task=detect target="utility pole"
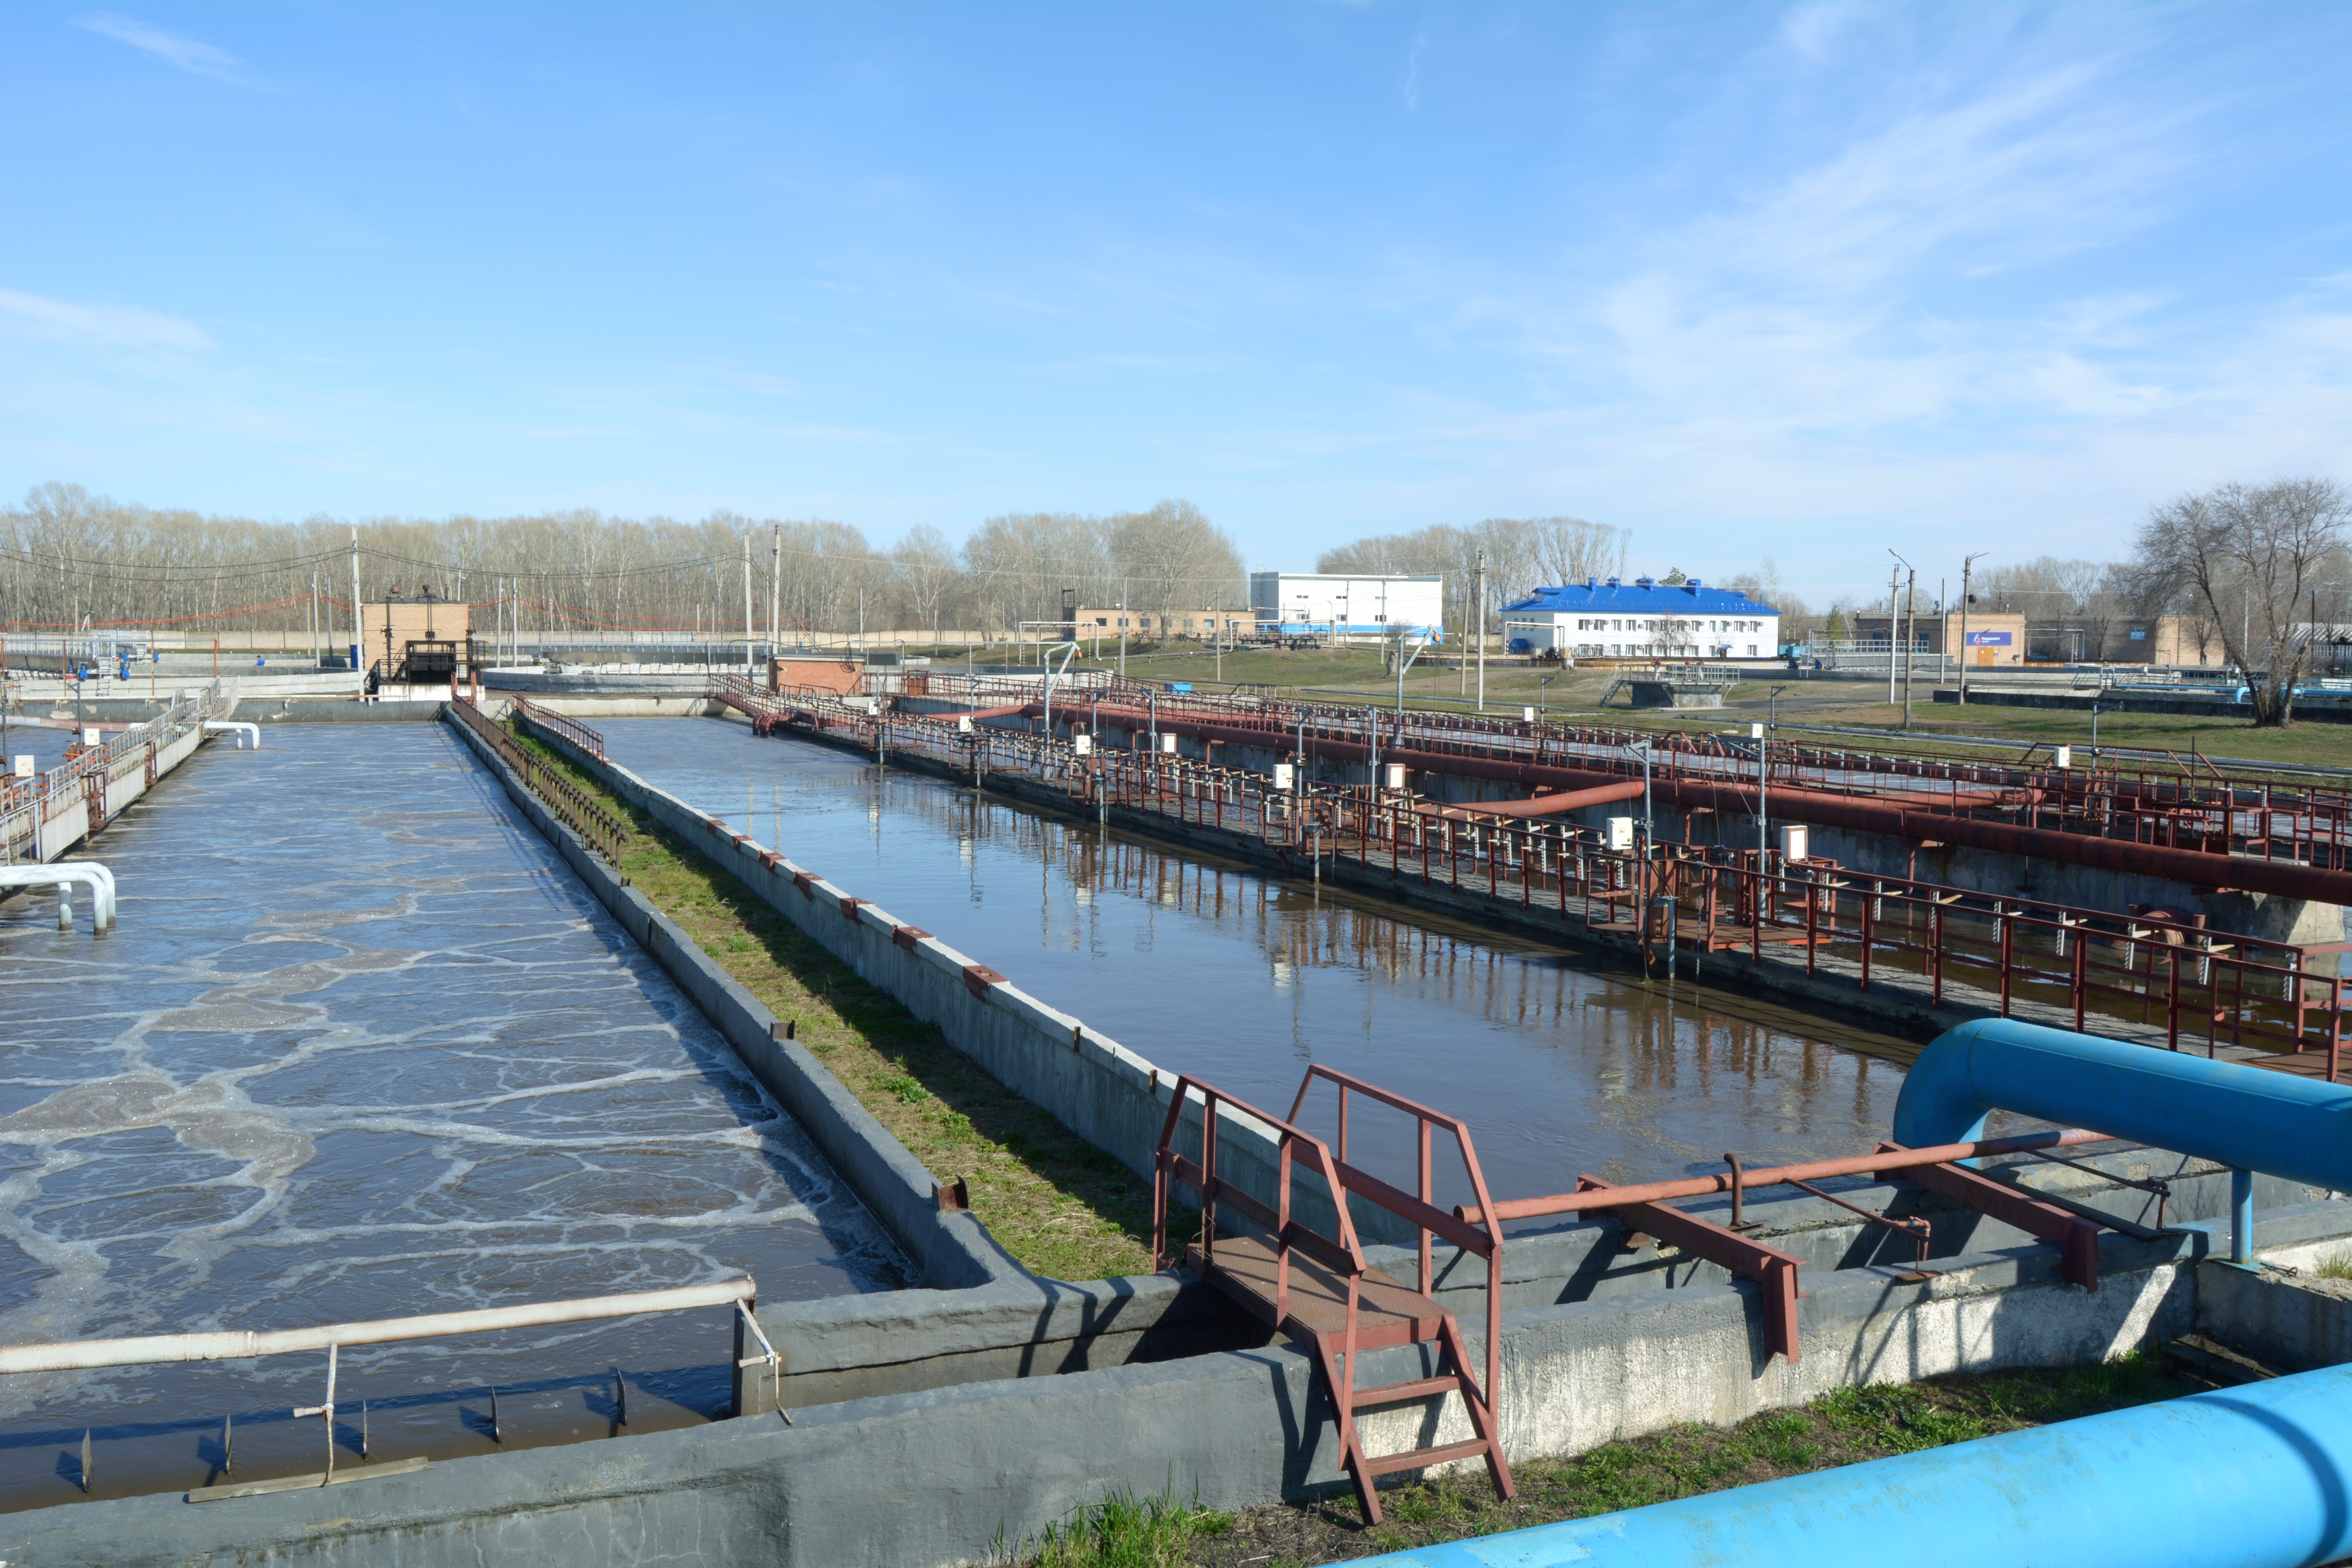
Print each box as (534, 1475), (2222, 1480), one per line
(742, 535), (754, 675)
(1119, 577), (1129, 681)
(349, 527), (362, 680)
(1900, 566), (1918, 727)
(1886, 559), (1900, 706)
(769, 524), (780, 663)
(1958, 552), (1986, 706)
(1474, 550), (1487, 712)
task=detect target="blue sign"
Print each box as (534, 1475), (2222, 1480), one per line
(1967, 630), (2013, 646)
(2129, 628), (2147, 641)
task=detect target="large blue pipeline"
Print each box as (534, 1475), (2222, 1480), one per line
(1342, 1022), (2352, 1568)
(1892, 1017), (2352, 1192)
(1895, 1017), (2352, 1264)
(1348, 1362), (2352, 1568)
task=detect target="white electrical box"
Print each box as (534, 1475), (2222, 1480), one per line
(1606, 816), (1635, 851)
(9, 755), (31, 778)
(956, 716), (973, 734)
(1384, 763), (1407, 791)
(1779, 824), (1809, 862)
(1273, 762), (1295, 791)
(1073, 733), (1092, 755)
(1157, 733), (1177, 753)
(1751, 723), (1765, 739)
(81, 728), (102, 748)
(1522, 706), (1535, 722)
(2053, 745), (2073, 769)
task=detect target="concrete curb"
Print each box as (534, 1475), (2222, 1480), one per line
(440, 703), (1022, 1296)
(509, 709), (1405, 1254)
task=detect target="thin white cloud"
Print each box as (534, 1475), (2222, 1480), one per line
(74, 13), (243, 82)
(0, 285), (212, 352)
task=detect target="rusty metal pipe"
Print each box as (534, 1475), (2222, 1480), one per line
(1003, 702), (2352, 904)
(1414, 780), (1648, 819)
(1455, 1128), (2107, 1226)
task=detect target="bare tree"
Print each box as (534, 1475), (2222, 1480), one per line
(889, 525), (962, 648)
(1318, 516), (1632, 635)
(2135, 478), (2350, 725)
(1109, 500), (1244, 625)
(1527, 516), (1630, 587)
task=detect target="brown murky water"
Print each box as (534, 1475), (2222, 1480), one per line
(604, 717), (1924, 1218)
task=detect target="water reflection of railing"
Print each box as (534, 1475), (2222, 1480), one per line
(0, 1278), (767, 1495)
(0, 679), (231, 866)
(722, 678), (2352, 1069)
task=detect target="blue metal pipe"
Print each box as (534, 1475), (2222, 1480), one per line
(1889, 1017), (2352, 1194)
(1348, 1363), (2352, 1568)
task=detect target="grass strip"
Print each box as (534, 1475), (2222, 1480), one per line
(1015, 1356), (2200, 1565)
(1083, 1354), (2195, 1566)
(506, 722), (1163, 1283)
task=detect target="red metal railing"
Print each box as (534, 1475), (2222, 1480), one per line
(737, 688), (2352, 1070)
(509, 695), (607, 761)
(0, 680), (231, 864)
(450, 699), (632, 864)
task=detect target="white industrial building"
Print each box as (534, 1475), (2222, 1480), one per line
(1248, 573), (1445, 642)
(1499, 576), (1782, 661)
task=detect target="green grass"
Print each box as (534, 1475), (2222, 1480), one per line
(1025, 1488), (1236, 1568)
(1176, 1355), (2198, 1564)
(2317, 1249), (2352, 1281)
(506, 723), (1180, 1283)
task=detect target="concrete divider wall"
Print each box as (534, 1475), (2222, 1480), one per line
(512, 709), (1415, 1252)
(26, 1202), (2352, 1568)
(442, 705), (1020, 1297)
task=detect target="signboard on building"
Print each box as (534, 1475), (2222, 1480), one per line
(1966, 630), (2013, 646)
(2129, 628), (2147, 640)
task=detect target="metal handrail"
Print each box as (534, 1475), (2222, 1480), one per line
(0, 1278), (755, 1375)
(447, 698), (631, 862)
(1287, 1063), (1504, 1420)
(511, 695), (608, 761)
(0, 1278), (758, 1489)
(1, 679), (231, 864)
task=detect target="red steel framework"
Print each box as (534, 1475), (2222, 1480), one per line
(710, 673), (2352, 1077)
(1151, 1066), (1512, 1526)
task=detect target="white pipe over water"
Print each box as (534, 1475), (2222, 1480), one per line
(0, 862), (115, 932)
(202, 720), (261, 750)
(0, 1278), (756, 1374)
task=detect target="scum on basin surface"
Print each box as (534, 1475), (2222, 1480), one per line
(0, 722), (904, 1510)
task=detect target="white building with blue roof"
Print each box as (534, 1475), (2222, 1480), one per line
(1499, 576), (1781, 662)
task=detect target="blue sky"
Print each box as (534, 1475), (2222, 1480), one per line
(1, 4), (2345, 602)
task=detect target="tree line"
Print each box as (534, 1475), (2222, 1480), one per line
(0, 484), (1247, 645)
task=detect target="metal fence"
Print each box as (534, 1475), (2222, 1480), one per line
(0, 680), (232, 865)
(717, 675), (2352, 1068)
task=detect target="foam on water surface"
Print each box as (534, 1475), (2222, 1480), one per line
(0, 722), (903, 1508)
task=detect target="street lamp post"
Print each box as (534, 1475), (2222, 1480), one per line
(1888, 548), (1915, 725)
(1958, 551), (1987, 707)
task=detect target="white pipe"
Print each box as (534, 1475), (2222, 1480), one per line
(0, 862), (114, 932)
(203, 720), (261, 750)
(0, 1278), (756, 1375)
